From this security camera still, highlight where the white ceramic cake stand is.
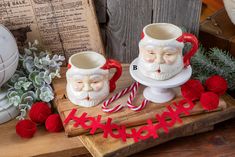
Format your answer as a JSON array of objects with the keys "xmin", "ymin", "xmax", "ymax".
[{"xmin": 130, "ymin": 58, "xmax": 192, "ymax": 103}]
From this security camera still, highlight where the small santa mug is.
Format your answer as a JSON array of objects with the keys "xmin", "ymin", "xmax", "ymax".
[
  {"xmin": 138, "ymin": 23, "xmax": 198, "ymax": 81},
  {"xmin": 66, "ymin": 51, "xmax": 122, "ymax": 107}
]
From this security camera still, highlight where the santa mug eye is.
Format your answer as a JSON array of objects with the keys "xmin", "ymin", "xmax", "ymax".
[
  {"xmin": 91, "ymin": 80, "xmax": 100, "ymax": 84},
  {"xmin": 165, "ymin": 53, "xmax": 173, "ymax": 57},
  {"xmin": 148, "ymin": 50, "xmax": 155, "ymax": 55},
  {"xmin": 77, "ymin": 81, "xmax": 83, "ymax": 84}
]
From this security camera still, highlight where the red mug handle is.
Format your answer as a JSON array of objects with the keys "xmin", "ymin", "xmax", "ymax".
[
  {"xmin": 177, "ymin": 33, "xmax": 199, "ymax": 67},
  {"xmin": 101, "ymin": 59, "xmax": 122, "ymax": 92}
]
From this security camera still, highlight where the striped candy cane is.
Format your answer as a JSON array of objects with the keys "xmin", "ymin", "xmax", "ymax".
[
  {"xmin": 102, "ymin": 82, "xmax": 148, "ymax": 113},
  {"xmin": 102, "ymin": 82, "xmax": 136, "ymax": 113},
  {"xmin": 127, "ymin": 82, "xmax": 149, "ymax": 111}
]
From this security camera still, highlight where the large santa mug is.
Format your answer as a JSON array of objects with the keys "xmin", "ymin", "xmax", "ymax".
[
  {"xmin": 66, "ymin": 51, "xmax": 122, "ymax": 107},
  {"xmin": 138, "ymin": 23, "xmax": 198, "ymax": 81}
]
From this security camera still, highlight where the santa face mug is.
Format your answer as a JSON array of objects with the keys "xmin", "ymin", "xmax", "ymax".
[
  {"xmin": 138, "ymin": 23, "xmax": 198, "ymax": 81},
  {"xmin": 66, "ymin": 51, "xmax": 122, "ymax": 107}
]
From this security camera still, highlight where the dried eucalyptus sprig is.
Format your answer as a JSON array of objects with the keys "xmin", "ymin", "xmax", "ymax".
[{"xmin": 7, "ymin": 41, "xmax": 65, "ymax": 119}]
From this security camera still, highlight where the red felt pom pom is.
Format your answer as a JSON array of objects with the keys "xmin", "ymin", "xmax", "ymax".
[
  {"xmin": 205, "ymin": 75, "xmax": 228, "ymax": 95},
  {"xmin": 29, "ymin": 102, "xmax": 52, "ymax": 124},
  {"xmin": 200, "ymin": 92, "xmax": 219, "ymax": 111},
  {"xmin": 45, "ymin": 114, "xmax": 63, "ymax": 132},
  {"xmin": 16, "ymin": 119, "xmax": 37, "ymax": 138},
  {"xmin": 181, "ymin": 79, "xmax": 205, "ymax": 101}
]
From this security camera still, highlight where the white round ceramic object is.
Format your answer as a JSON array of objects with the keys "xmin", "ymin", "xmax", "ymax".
[
  {"xmin": 130, "ymin": 58, "xmax": 192, "ymax": 103},
  {"xmin": 0, "ymin": 25, "xmax": 19, "ymax": 63},
  {"xmin": 0, "ymin": 52, "xmax": 18, "ymax": 67},
  {"xmin": 0, "ymin": 89, "xmax": 7, "ymax": 100},
  {"xmin": 0, "ymin": 53, "xmax": 19, "ymax": 87},
  {"xmin": 0, "ymin": 25, "xmax": 19, "ymax": 87}
]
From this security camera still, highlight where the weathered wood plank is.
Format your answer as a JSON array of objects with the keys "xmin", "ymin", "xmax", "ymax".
[
  {"xmin": 79, "ymin": 94, "xmax": 235, "ymax": 157},
  {"xmin": 152, "ymin": 0, "xmax": 202, "ymax": 35},
  {"xmin": 94, "ymin": 0, "xmax": 107, "ymax": 23},
  {"xmin": 106, "ymin": 0, "xmax": 153, "ymax": 63}
]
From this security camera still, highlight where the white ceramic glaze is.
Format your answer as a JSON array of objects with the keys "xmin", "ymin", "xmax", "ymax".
[
  {"xmin": 66, "ymin": 51, "xmax": 122, "ymax": 107},
  {"xmin": 130, "ymin": 58, "xmax": 192, "ymax": 103},
  {"xmin": 0, "ymin": 25, "xmax": 19, "ymax": 63},
  {"xmin": 138, "ymin": 23, "xmax": 197, "ymax": 81},
  {"xmin": 0, "ymin": 53, "xmax": 19, "ymax": 87},
  {"xmin": 224, "ymin": 0, "xmax": 235, "ymax": 24},
  {"xmin": 0, "ymin": 25, "xmax": 19, "ymax": 87},
  {"xmin": 0, "ymin": 97, "xmax": 19, "ymax": 124},
  {"xmin": 0, "ymin": 89, "xmax": 19, "ymax": 124}
]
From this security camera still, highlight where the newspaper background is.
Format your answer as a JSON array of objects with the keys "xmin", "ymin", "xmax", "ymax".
[{"xmin": 0, "ymin": 0, "xmax": 104, "ymax": 61}]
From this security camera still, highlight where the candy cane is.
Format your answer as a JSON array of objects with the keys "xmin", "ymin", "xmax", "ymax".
[
  {"xmin": 102, "ymin": 82, "xmax": 136, "ymax": 113},
  {"xmin": 127, "ymin": 82, "xmax": 149, "ymax": 111},
  {"xmin": 102, "ymin": 82, "xmax": 148, "ymax": 113}
]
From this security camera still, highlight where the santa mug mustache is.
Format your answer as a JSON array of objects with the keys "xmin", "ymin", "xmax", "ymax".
[
  {"xmin": 66, "ymin": 51, "xmax": 122, "ymax": 107},
  {"xmin": 138, "ymin": 23, "xmax": 198, "ymax": 81}
]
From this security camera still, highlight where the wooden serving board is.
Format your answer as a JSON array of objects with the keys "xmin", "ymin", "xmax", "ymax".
[
  {"xmin": 52, "ymin": 65, "xmax": 227, "ymax": 136},
  {"xmin": 79, "ymin": 95, "xmax": 235, "ymax": 157}
]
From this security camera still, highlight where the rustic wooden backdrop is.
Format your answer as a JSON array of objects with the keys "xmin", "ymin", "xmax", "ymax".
[{"xmin": 94, "ymin": 0, "xmax": 202, "ymax": 63}]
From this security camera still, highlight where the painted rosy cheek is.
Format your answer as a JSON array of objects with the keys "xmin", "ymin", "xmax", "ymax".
[
  {"xmin": 73, "ymin": 83, "xmax": 83, "ymax": 91},
  {"xmin": 91, "ymin": 82, "xmax": 104, "ymax": 91},
  {"xmin": 144, "ymin": 57, "xmax": 155, "ymax": 63},
  {"xmin": 70, "ymin": 79, "xmax": 83, "ymax": 91}
]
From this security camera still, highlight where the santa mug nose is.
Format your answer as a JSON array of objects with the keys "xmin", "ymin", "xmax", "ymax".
[
  {"xmin": 155, "ymin": 55, "xmax": 165, "ymax": 64},
  {"xmin": 83, "ymin": 83, "xmax": 93, "ymax": 92}
]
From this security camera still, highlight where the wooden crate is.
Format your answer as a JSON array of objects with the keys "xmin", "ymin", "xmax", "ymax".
[
  {"xmin": 52, "ymin": 65, "xmax": 227, "ymax": 137},
  {"xmin": 200, "ymin": 8, "xmax": 235, "ymax": 57}
]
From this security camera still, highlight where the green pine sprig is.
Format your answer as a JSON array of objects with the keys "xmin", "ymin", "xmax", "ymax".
[{"xmin": 191, "ymin": 47, "xmax": 235, "ymax": 90}]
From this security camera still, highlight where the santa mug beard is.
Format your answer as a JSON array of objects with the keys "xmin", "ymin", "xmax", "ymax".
[
  {"xmin": 66, "ymin": 81, "xmax": 110, "ymax": 107},
  {"xmin": 138, "ymin": 54, "xmax": 184, "ymax": 80}
]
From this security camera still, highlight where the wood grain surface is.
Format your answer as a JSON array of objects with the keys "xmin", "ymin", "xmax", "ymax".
[
  {"xmin": 79, "ymin": 95, "xmax": 235, "ymax": 157},
  {"xmin": 52, "ymin": 65, "xmax": 227, "ymax": 137},
  {"xmin": 0, "ymin": 120, "xmax": 88, "ymax": 157},
  {"xmin": 95, "ymin": 0, "xmax": 107, "ymax": 24},
  {"xmin": 105, "ymin": 0, "xmax": 153, "ymax": 62},
  {"xmin": 133, "ymin": 117, "xmax": 235, "ymax": 157},
  {"xmin": 97, "ymin": 0, "xmax": 202, "ymax": 63},
  {"xmin": 152, "ymin": 0, "xmax": 202, "ymax": 34}
]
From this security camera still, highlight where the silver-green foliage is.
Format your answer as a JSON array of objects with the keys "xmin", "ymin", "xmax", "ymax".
[
  {"xmin": 191, "ymin": 47, "xmax": 235, "ymax": 90},
  {"xmin": 7, "ymin": 41, "xmax": 65, "ymax": 119}
]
